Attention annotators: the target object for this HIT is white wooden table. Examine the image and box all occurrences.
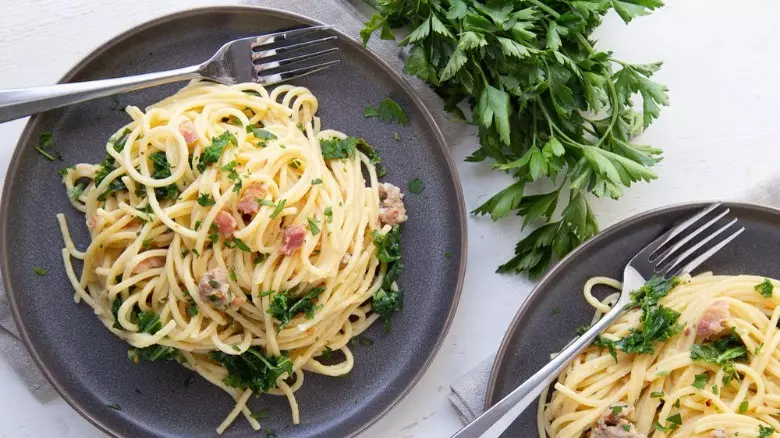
[1,1,779,437]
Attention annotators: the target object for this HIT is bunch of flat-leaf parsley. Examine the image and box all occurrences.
[362,0,668,277]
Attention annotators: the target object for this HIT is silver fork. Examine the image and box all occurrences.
[0,26,339,124]
[452,202,744,438]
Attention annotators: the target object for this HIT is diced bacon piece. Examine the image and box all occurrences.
[179,120,198,144]
[280,224,306,255]
[197,267,235,310]
[237,183,268,216]
[132,256,165,274]
[593,403,645,438]
[378,182,408,225]
[215,211,236,237]
[696,300,730,339]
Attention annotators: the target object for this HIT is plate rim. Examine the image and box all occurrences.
[0,5,468,438]
[484,200,779,409]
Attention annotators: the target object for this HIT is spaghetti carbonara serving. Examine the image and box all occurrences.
[540,274,779,438]
[57,81,407,433]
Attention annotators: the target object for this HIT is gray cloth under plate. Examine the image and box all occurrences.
[0,0,466,405]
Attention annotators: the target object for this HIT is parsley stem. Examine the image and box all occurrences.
[526,0,560,18]
[594,77,620,147]
[536,99,584,148]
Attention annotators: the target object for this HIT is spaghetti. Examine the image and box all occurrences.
[540,274,780,437]
[57,81,407,433]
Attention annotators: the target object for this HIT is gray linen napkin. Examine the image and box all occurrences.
[448,176,780,424]
[0,0,466,404]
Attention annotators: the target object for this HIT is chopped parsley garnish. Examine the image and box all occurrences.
[149,151,179,200]
[193,220,202,231]
[68,183,86,200]
[712,385,718,395]
[408,178,424,194]
[590,277,681,361]
[246,125,277,146]
[756,343,764,354]
[197,193,216,206]
[232,238,251,252]
[393,131,401,142]
[444,251,453,259]
[127,309,177,363]
[191,248,200,258]
[759,425,775,438]
[551,307,560,316]
[94,129,131,200]
[289,158,302,169]
[650,391,664,398]
[269,199,286,219]
[739,400,749,413]
[692,373,707,390]
[673,398,680,408]
[221,160,243,192]
[308,217,320,236]
[324,207,333,223]
[611,405,622,416]
[254,253,266,265]
[267,286,325,329]
[197,131,236,172]
[364,97,409,125]
[356,335,374,346]
[623,425,631,432]
[187,301,198,317]
[690,327,746,386]
[319,136,380,163]
[265,428,277,438]
[34,131,63,161]
[372,225,401,263]
[208,223,218,244]
[142,239,152,250]
[209,348,292,393]
[106,403,121,411]
[755,278,774,298]
[229,270,238,282]
[58,165,75,177]
[250,408,269,422]
[371,227,403,332]
[33,267,47,276]
[311,178,322,185]
[320,346,333,360]
[654,413,682,432]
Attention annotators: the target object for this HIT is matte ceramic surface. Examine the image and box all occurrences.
[485,202,780,436]
[0,6,466,438]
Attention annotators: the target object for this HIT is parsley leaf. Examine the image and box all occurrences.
[364,97,409,125]
[361,0,668,277]
[692,373,707,390]
[267,287,325,329]
[371,225,404,331]
[372,225,401,263]
[690,327,747,386]
[127,309,177,363]
[408,178,424,194]
[197,193,215,206]
[232,238,251,252]
[308,217,320,236]
[759,425,775,438]
[34,131,63,161]
[755,278,774,298]
[739,400,749,413]
[149,151,179,200]
[311,178,322,185]
[269,199,286,219]
[94,129,131,201]
[589,276,681,359]
[209,348,292,393]
[33,267,47,276]
[197,131,236,172]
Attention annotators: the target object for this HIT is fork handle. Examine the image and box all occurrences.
[451,304,625,438]
[0,65,201,124]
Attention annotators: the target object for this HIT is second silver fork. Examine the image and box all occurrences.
[0,26,339,124]
[452,202,744,438]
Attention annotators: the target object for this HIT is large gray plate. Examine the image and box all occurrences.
[486,202,780,436]
[0,6,466,438]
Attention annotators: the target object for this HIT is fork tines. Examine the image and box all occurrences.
[648,203,745,278]
[250,26,340,85]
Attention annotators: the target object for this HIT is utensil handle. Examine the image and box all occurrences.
[0,65,202,123]
[451,304,625,438]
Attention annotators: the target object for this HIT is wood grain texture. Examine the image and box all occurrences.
[2,1,780,437]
